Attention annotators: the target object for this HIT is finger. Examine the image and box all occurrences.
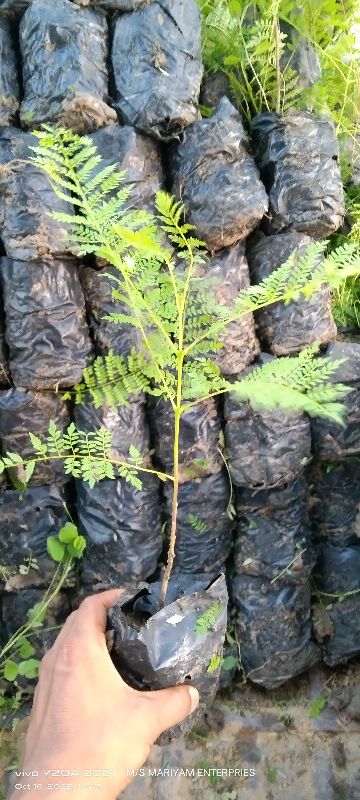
[141,684,199,741]
[73,588,127,640]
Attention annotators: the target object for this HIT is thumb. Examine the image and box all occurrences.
[143,684,200,741]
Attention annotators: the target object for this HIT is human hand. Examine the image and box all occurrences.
[9,588,199,800]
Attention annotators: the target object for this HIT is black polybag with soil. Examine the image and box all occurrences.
[310,342,360,461]
[163,471,233,574]
[246,231,337,355]
[251,111,345,238]
[224,378,312,489]
[234,477,315,585]
[170,97,268,251]
[0,18,20,126]
[0,128,73,261]
[309,459,360,547]
[111,0,203,141]
[231,573,319,688]
[313,594,360,667]
[88,123,163,217]
[195,242,259,377]
[0,388,70,486]
[79,265,142,356]
[77,474,162,589]
[0,258,92,389]
[148,396,222,482]
[73,393,151,465]
[19,0,116,132]
[106,574,228,744]
[0,486,69,590]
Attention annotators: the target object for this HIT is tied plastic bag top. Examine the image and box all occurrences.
[77,473,162,589]
[310,341,360,461]
[0,258,92,390]
[195,242,259,377]
[251,111,345,238]
[224,361,312,489]
[170,97,268,251]
[0,18,20,125]
[246,231,337,355]
[309,460,360,547]
[0,128,73,261]
[163,471,234,574]
[0,388,70,486]
[79,266,143,356]
[19,0,116,132]
[231,574,319,688]
[74,392,151,466]
[0,486,69,590]
[88,124,163,220]
[111,0,203,141]
[148,396,222,482]
[235,478,315,586]
[106,574,228,744]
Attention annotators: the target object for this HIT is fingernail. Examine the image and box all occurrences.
[188,685,199,714]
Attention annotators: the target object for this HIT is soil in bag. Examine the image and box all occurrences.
[251,110,345,238]
[77,473,162,589]
[235,477,315,586]
[163,471,233,574]
[309,459,360,547]
[0,258,92,390]
[0,128,73,261]
[170,96,268,252]
[231,573,319,688]
[246,231,336,355]
[73,392,151,466]
[0,389,70,486]
[88,123,163,218]
[224,369,312,489]
[111,0,203,141]
[19,0,116,132]
[310,342,360,461]
[194,242,259,377]
[0,18,20,125]
[148,396,222,482]
[79,265,142,356]
[0,485,69,590]
[106,573,228,744]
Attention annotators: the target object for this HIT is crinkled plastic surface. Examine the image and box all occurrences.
[89,123,163,217]
[74,0,149,7]
[0,128,73,260]
[19,0,116,132]
[0,18,19,125]
[235,478,315,585]
[1,590,71,660]
[310,460,360,547]
[133,571,219,616]
[79,265,142,356]
[171,97,268,251]
[0,258,92,389]
[111,0,203,140]
[195,242,259,376]
[315,543,360,596]
[314,595,360,667]
[251,111,345,238]
[74,393,151,465]
[107,574,228,743]
[0,0,29,17]
[310,342,360,460]
[0,486,69,589]
[148,396,222,482]
[163,471,233,573]
[231,574,319,688]
[246,231,336,355]
[0,388,70,485]
[77,474,162,589]
[224,378,312,488]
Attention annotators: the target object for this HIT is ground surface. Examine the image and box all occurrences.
[2,663,360,800]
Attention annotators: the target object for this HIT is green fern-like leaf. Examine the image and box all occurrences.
[194,601,224,635]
